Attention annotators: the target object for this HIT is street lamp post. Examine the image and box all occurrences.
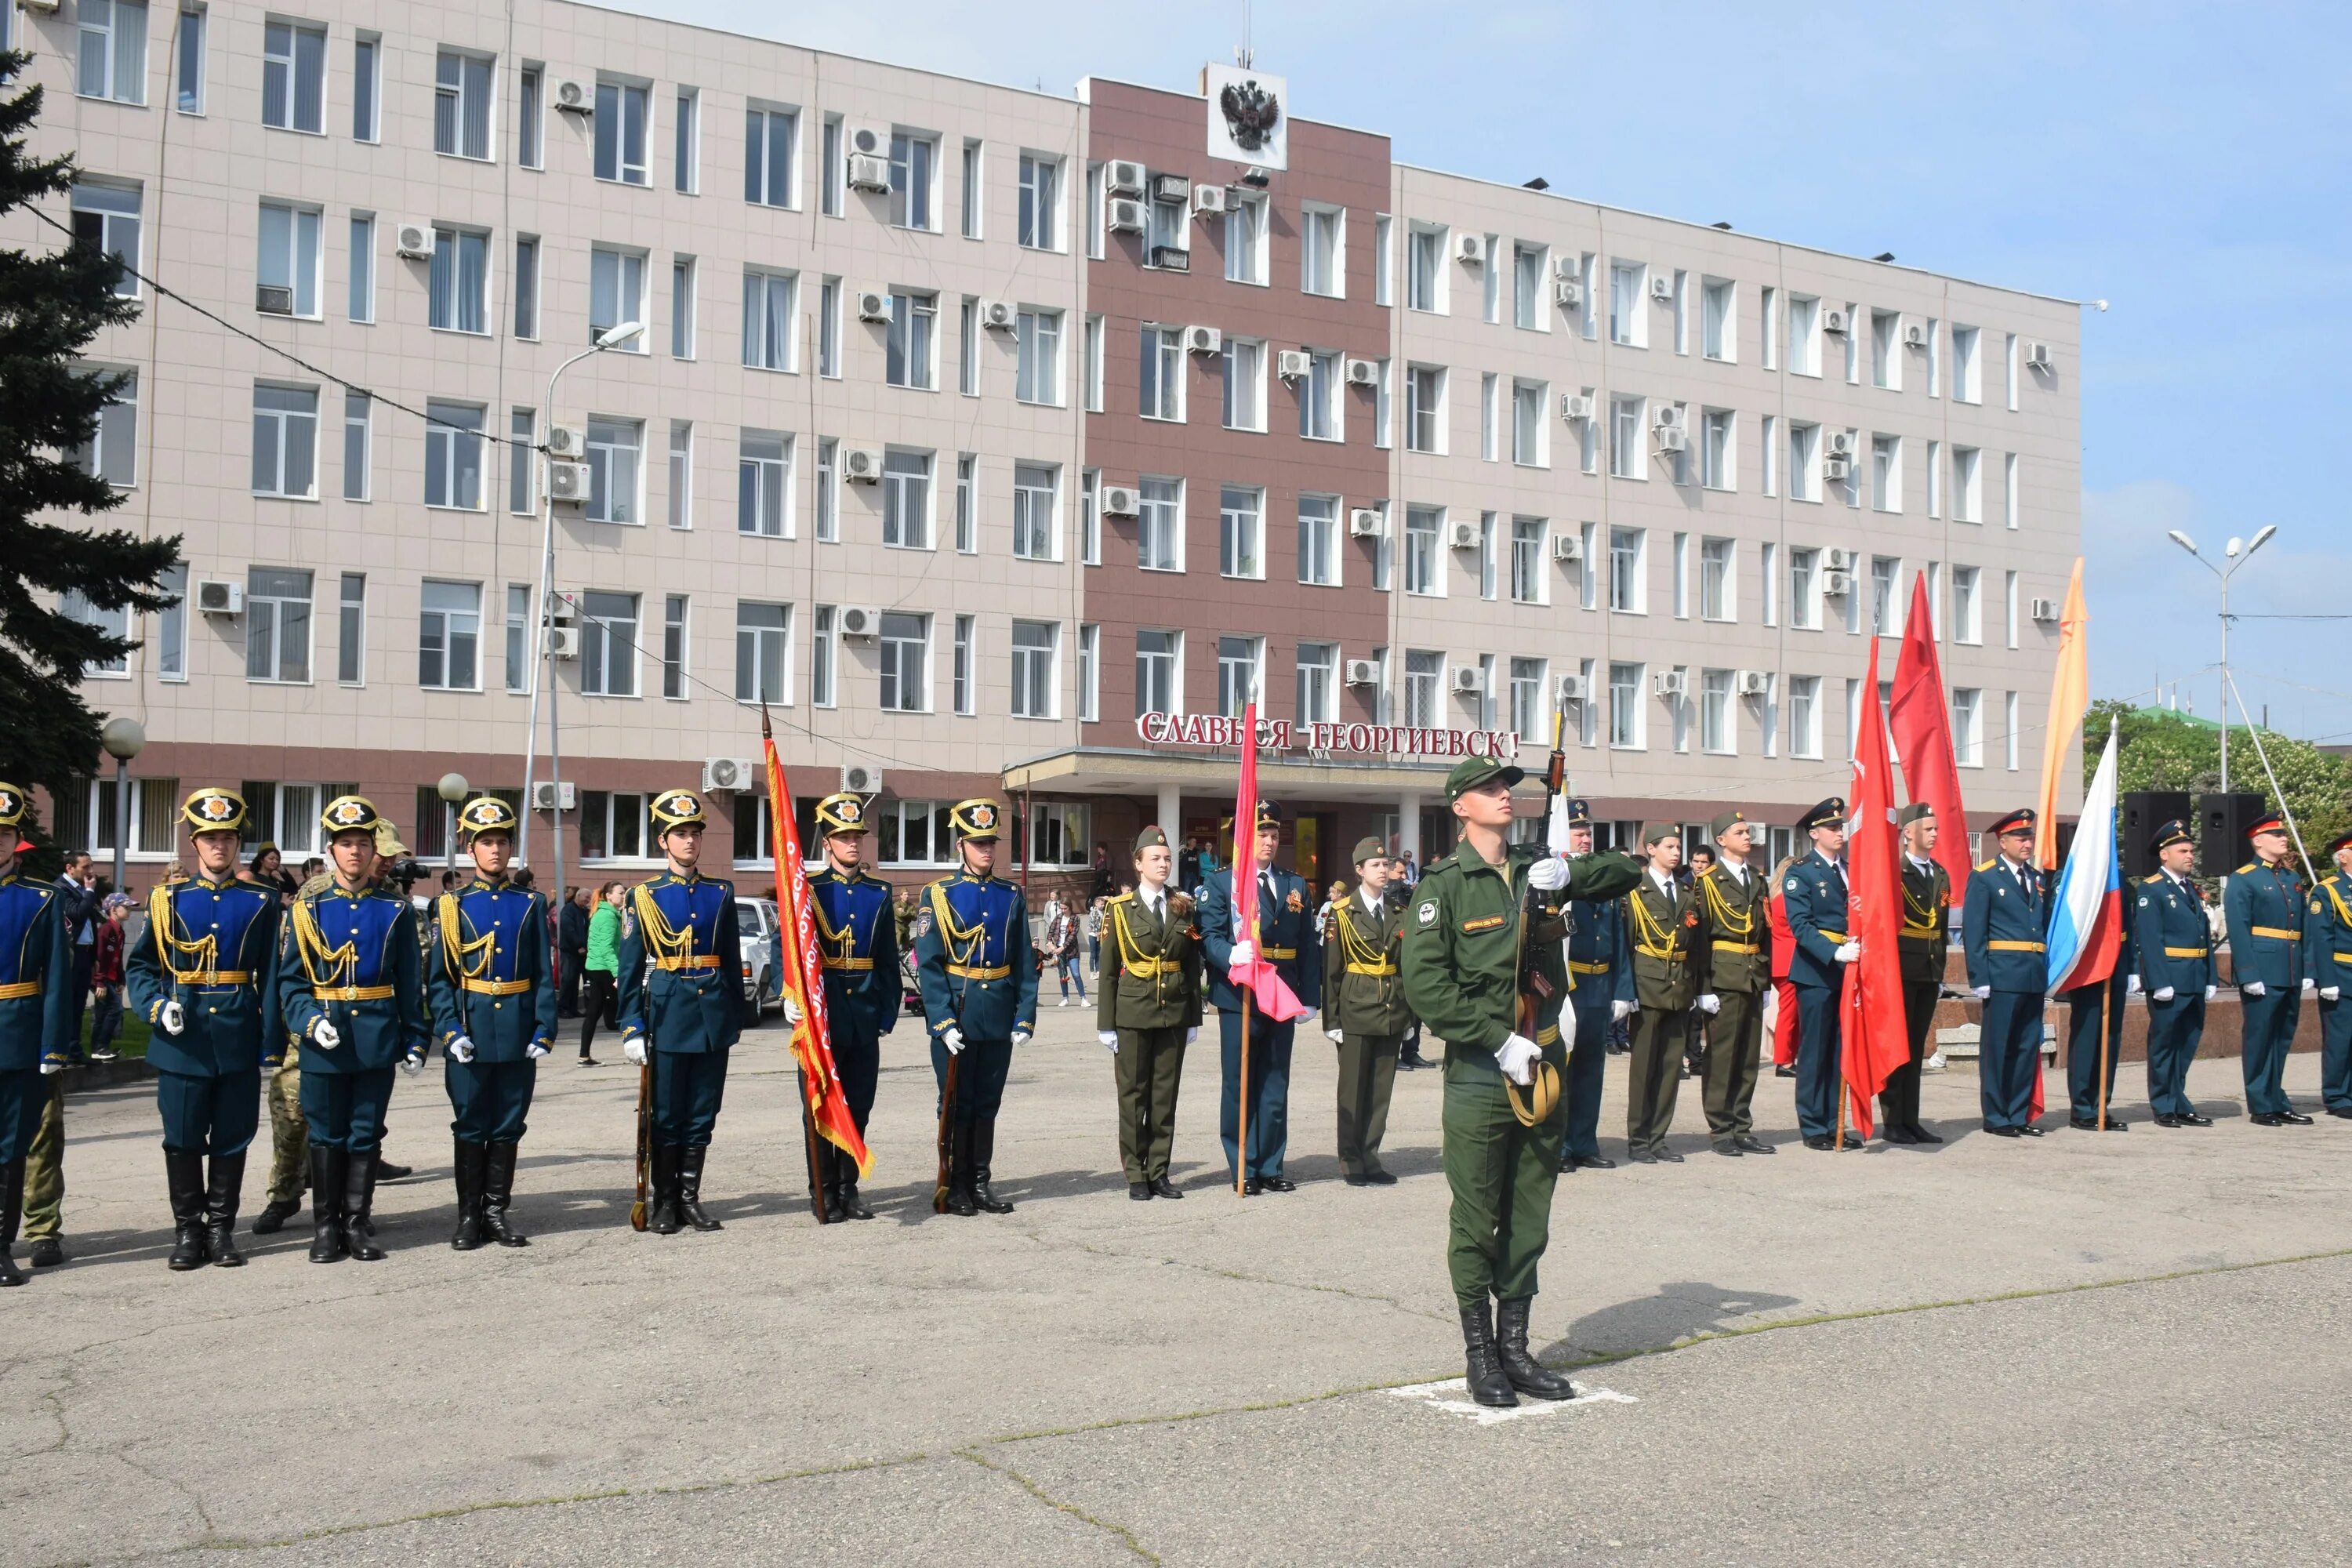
[99,717,145,894]
[437,772,470,877]
[2165,524,2275,792]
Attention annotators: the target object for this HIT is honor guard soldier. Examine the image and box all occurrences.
[1559,801,1634,1171]
[426,797,557,1250]
[1962,808,2049,1138]
[1886,803,1951,1144]
[1321,837,1411,1185]
[1783,798,1864,1150]
[914,798,1039,1216]
[801,793,897,1221]
[2226,811,2312,1126]
[1693,811,1773,1156]
[1199,800,1321,1193]
[2133,818,2216,1127]
[617,789,750,1234]
[0,783,72,1287]
[1402,757,1641,1408]
[1097,826,1202,1200]
[127,788,285,1270]
[2304,828,2352,1118]
[278,797,430,1261]
[1624,824,1699,1163]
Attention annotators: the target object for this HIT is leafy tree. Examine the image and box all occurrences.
[2088,698,2352,866]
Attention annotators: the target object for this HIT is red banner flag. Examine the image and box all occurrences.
[1887,571,1972,898]
[764,729,871,1176]
[1228,702,1307,1022]
[1842,641,1912,1140]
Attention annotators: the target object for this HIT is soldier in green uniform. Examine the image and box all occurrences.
[1692,810,1772,1156]
[1095,826,1202,1200]
[1401,756,1641,1408]
[1322,837,1413,1185]
[250,1048,307,1234]
[1887,802,1951,1143]
[1624,824,1699,1163]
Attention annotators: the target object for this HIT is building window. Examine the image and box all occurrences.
[585,418,641,524]
[881,448,933,548]
[1951,445,1982,523]
[958,138,982,239]
[1403,651,1443,728]
[74,367,138,488]
[1227,193,1268,285]
[1015,308,1062,405]
[1218,485,1263,579]
[344,213,375,322]
[889,132,936,230]
[819,114,843,216]
[744,105,796,208]
[1866,433,1900,513]
[953,452,977,554]
[1927,439,1942,517]
[1016,153,1059,249]
[416,579,481,691]
[1700,277,1734,361]
[1147,187,1188,260]
[78,0,149,105]
[1511,242,1548,331]
[59,589,125,679]
[1609,262,1643,346]
[2005,452,2020,531]
[172,3,207,113]
[245,568,313,683]
[1298,350,1340,441]
[1951,325,1981,403]
[1871,310,1901,390]
[1699,669,1734,754]
[734,601,791,703]
[1952,687,1984,767]
[1138,477,1183,572]
[1403,506,1442,597]
[579,590,639,696]
[1077,622,1099,720]
[1012,463,1058,561]
[737,431,791,537]
[340,390,369,501]
[659,593,688,699]
[1296,494,1340,587]
[251,384,318,498]
[1221,338,1265,431]
[1405,365,1444,453]
[1406,223,1446,313]
[1504,658,1544,740]
[809,604,835,706]
[250,201,336,325]
[1789,546,1820,630]
[1784,675,1820,758]
[1294,641,1337,724]
[432,50,492,161]
[327,572,361,684]
[71,182,142,299]
[2005,691,2020,769]
[428,227,489,334]
[504,584,530,691]
[1140,325,1183,421]
[156,561,187,681]
[579,792,655,862]
[1218,637,1263,717]
[587,245,648,348]
[1700,408,1733,491]
[1136,630,1180,715]
[506,408,535,514]
[885,289,935,388]
[666,420,691,529]
[669,86,698,192]
[1511,379,1546,467]
[593,79,649,185]
[1010,620,1058,717]
[743,269,798,372]
[1608,526,1646,613]
[1786,293,1820,375]
[669,256,696,358]
[1952,565,1982,644]
[1607,396,1642,479]
[1697,536,1733,622]
[880,612,929,712]
[509,234,535,337]
[516,64,543,167]
[808,439,837,543]
[1870,555,1902,636]
[1478,515,1499,601]
[1788,421,1819,503]
[1925,317,1941,396]
[813,276,840,376]
[1301,202,1343,297]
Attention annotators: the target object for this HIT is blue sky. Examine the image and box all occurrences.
[627,0,2352,741]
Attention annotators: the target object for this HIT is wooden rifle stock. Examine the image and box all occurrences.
[933,1051,960,1213]
[630,1054,652,1231]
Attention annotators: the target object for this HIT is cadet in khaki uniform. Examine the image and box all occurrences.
[1401,756,1640,1409]
[1322,837,1413,1185]
[1095,826,1201,1200]
[1624,824,1700,1162]
[1692,811,1772,1155]
[251,1046,307,1234]
[1886,802,1951,1144]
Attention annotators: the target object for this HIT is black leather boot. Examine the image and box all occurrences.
[837,1143,873,1221]
[946,1123,978,1217]
[815,1144,845,1224]
[648,1146,681,1235]
[1495,1298,1579,1400]
[676,1147,724,1231]
[1460,1302,1518,1408]
[449,1139,487,1251]
[971,1118,1014,1214]
[307,1148,344,1264]
[251,1192,300,1234]
[1,1159,28,1287]
[205,1151,247,1267]
[166,1150,210,1271]
[482,1142,528,1247]
[343,1148,386,1261]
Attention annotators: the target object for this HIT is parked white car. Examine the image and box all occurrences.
[736,896,782,1013]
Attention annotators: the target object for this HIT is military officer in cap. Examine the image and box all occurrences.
[1624,823,1699,1163]
[426,797,558,1250]
[1962,808,2049,1137]
[1783,797,1864,1149]
[2226,809,2312,1125]
[1559,800,1633,1171]
[800,792,897,1221]
[1199,800,1321,1192]
[1402,756,1640,1407]
[2303,827,2352,1118]
[2133,818,2216,1127]
[1097,825,1202,1200]
[1321,837,1411,1185]
[0,783,72,1287]
[278,796,430,1261]
[1693,810,1773,1155]
[1886,802,1951,1144]
[126,788,285,1269]
[914,798,1039,1216]
[617,789,750,1233]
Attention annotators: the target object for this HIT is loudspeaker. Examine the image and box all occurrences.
[2194,792,2267,878]
[2121,790,2192,879]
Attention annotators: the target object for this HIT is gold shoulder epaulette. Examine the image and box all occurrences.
[1976,861,1996,874]
[2142,873,2165,885]
[2237,863,2256,876]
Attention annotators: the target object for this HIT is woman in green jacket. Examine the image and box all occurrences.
[579,882,625,1065]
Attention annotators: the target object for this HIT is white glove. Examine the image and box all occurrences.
[1526,855,1569,892]
[1494,1032,1542,1085]
[1834,941,1861,963]
[1610,1000,1634,1022]
[1229,938,1258,967]
[1011,1029,1032,1047]
[310,1018,341,1051]
[159,1000,187,1036]
[942,1026,966,1056]
[2126,974,2142,996]
[2154,985,2176,1002]
[448,1035,477,1065]
[622,1036,648,1065]
[1327,1027,1345,1044]
[2301,978,2316,994]
[1185,1026,1199,1045]
[400,1051,424,1076]
[39,1058,65,1076]
[782,994,804,1025]
[2323,986,2341,1002]
[2204,984,2218,1002]
[2242,980,2266,997]
[526,1042,550,1059]
[1698,994,1721,1016]
[1098,1030,1119,1052]
[1973,985,1991,1000]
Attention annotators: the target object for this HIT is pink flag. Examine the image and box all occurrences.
[1229,702,1308,1023]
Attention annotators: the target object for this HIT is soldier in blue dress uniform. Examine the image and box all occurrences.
[2304,827,2352,1119]
[1962,807,2049,1138]
[617,789,750,1235]
[1559,800,1635,1171]
[2224,809,2313,1126]
[1197,800,1322,1192]
[0,782,72,1287]
[913,798,1038,1218]
[126,787,285,1270]
[2132,818,2216,1127]
[797,792,898,1221]
[1782,797,1864,1150]
[426,797,558,1250]
[278,796,430,1262]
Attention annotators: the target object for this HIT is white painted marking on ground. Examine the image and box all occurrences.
[1387,1377,1639,1426]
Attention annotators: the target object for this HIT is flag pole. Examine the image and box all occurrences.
[1237,983,1251,1198]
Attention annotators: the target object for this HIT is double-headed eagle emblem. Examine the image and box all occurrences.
[1219,78,1280,153]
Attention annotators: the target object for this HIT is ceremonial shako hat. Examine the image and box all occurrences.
[1254,799,1285,826]
[0,782,27,829]
[321,795,383,837]
[1352,836,1388,866]
[1642,822,1679,847]
[1565,797,1595,826]
[1133,825,1170,854]
[182,786,248,833]
[815,793,869,836]
[650,789,707,832]
[458,796,518,837]
[1443,755,1526,801]
[2150,818,2194,855]
[948,798,1002,843]
[2245,809,2287,839]
[1711,809,1751,837]
[1896,801,1934,827]
[1989,807,2037,838]
[1796,797,1846,832]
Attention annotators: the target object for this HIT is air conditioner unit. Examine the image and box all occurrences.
[1555,673,1589,702]
[1652,669,1688,698]
[1343,659,1380,687]
[1553,277,1584,309]
[547,461,590,503]
[1276,350,1312,381]
[1559,392,1595,422]
[702,757,760,793]
[1821,568,1856,597]
[847,154,890,192]
[2030,597,2060,622]
[1107,198,1147,234]
[1455,232,1486,265]
[1649,274,1674,301]
[1654,426,1689,453]
[1344,358,1380,386]
[1550,534,1583,562]
[1183,324,1222,354]
[1824,547,1858,572]
[838,605,882,640]
[1823,453,1853,481]
[256,284,294,315]
[841,447,883,483]
[543,623,579,659]
[1101,485,1141,517]
[2024,340,2053,371]
[1192,183,1230,213]
[848,125,887,158]
[552,78,591,114]
[1903,321,1927,348]
[1347,508,1385,539]
[841,763,884,795]
[394,223,434,260]
[1448,519,1481,550]
[1451,668,1483,694]
[194,579,243,615]
[855,289,891,322]
[980,299,1018,331]
[539,426,581,462]
[1824,430,1856,459]
[530,781,576,811]
[1149,245,1190,272]
[1106,159,1146,196]
[1822,306,1850,335]
[1653,403,1686,430]
[1150,172,1189,203]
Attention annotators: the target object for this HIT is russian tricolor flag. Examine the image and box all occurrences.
[2045,719,2123,995]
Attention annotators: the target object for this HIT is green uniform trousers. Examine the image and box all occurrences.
[1626,1005,1688,1150]
[1442,1040,1567,1310]
[1335,1032,1400,1178]
[1700,990,1764,1141]
[265,1054,308,1203]
[23,1076,66,1240]
[1112,1026,1186,1183]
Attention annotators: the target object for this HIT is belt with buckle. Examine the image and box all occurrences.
[2164,946,2209,960]
[821,956,874,971]
[654,955,722,971]
[463,978,534,996]
[313,985,394,1001]
[1568,960,1612,975]
[1987,940,2046,953]
[2249,925,2299,942]
[0,980,41,1000]
[1345,961,1397,976]
[948,963,1010,982]
[1711,942,1760,955]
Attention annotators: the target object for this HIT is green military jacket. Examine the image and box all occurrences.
[1693,860,1770,994]
[1897,856,1952,985]
[1322,891,1413,1037]
[1402,839,1641,1065]
[1095,887,1203,1033]
[1626,872,1700,1011]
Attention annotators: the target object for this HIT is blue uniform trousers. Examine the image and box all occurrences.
[931,1034,1011,1125]
[2320,992,2351,1112]
[2063,978,2127,1121]
[823,1007,882,1131]
[1979,990,2044,1130]
[2239,989,2299,1116]
[2144,994,2204,1117]
[1791,981,1842,1138]
[301,1067,396,1152]
[0,1068,45,1163]
[1218,1006,1294,1179]
[447,1058,537,1143]
[1560,991,1613,1161]
[157,1069,260,1156]
[652,1048,728,1148]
